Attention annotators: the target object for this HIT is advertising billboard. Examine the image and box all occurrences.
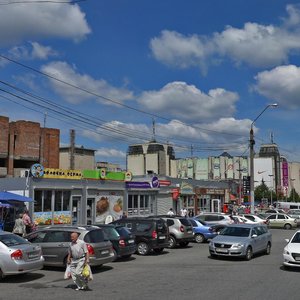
[254,157,274,188]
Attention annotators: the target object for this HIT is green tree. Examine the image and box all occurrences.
[288,188,300,202]
[254,180,277,203]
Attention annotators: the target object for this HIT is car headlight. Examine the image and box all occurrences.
[231,243,243,249]
[283,248,290,255]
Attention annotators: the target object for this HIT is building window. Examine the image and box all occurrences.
[128,194,155,216]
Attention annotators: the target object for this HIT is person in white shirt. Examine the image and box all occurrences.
[167,208,175,216]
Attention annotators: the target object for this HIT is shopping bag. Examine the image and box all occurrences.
[82,264,93,281]
[64,264,71,280]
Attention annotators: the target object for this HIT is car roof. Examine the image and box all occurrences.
[40,225,101,231]
[226,223,266,228]
[0,231,14,235]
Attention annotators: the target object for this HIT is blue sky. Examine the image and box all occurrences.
[1,0,300,168]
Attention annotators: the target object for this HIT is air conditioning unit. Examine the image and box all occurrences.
[20,169,30,178]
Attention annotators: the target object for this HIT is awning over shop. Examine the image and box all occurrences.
[0,191,33,202]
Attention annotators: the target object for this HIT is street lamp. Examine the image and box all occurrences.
[268,174,274,207]
[250,104,278,214]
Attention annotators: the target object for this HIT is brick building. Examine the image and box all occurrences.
[0,116,60,177]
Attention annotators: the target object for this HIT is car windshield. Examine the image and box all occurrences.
[102,227,120,240]
[220,227,250,237]
[291,232,300,243]
[0,234,30,247]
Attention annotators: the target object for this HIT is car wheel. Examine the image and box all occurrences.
[137,242,150,255]
[153,248,164,254]
[179,241,189,247]
[245,247,253,261]
[112,248,118,262]
[195,234,205,243]
[284,223,292,230]
[265,242,271,255]
[168,236,177,249]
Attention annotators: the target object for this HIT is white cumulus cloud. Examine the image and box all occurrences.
[254,65,300,109]
[138,81,238,122]
[150,4,300,70]
[0,2,91,46]
[41,61,134,104]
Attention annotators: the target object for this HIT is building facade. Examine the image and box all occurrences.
[0,116,59,178]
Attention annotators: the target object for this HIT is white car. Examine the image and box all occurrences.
[230,215,256,224]
[283,230,300,269]
[241,214,270,225]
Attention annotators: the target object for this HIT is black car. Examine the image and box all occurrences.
[93,224,136,261]
[112,217,169,255]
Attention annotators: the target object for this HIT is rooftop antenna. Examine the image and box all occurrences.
[270,132,274,144]
[151,118,156,142]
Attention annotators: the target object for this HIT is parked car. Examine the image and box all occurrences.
[155,215,194,248]
[209,224,272,260]
[93,224,136,261]
[283,230,300,269]
[264,209,286,214]
[188,218,217,243]
[112,217,169,255]
[287,209,300,225]
[25,225,114,267]
[241,214,270,225]
[194,213,233,226]
[266,214,297,229]
[0,231,44,279]
[229,215,255,224]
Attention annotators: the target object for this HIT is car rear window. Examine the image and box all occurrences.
[179,218,191,226]
[115,226,132,238]
[84,229,105,243]
[0,234,30,246]
[102,227,120,240]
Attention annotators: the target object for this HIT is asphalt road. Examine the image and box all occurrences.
[1,228,299,300]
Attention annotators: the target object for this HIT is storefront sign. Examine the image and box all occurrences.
[159,180,171,186]
[206,189,224,195]
[43,168,82,179]
[126,182,153,189]
[151,176,159,188]
[180,182,194,195]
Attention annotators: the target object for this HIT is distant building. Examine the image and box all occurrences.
[59,146,95,170]
[0,116,59,178]
[127,141,176,176]
[96,161,122,172]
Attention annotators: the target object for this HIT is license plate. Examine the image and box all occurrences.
[159,236,166,239]
[128,239,134,244]
[28,253,39,259]
[216,248,228,253]
[101,250,109,255]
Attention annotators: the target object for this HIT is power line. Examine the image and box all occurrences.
[0,54,247,139]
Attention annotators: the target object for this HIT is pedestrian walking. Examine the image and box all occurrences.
[12,214,26,237]
[67,232,90,291]
[22,210,32,234]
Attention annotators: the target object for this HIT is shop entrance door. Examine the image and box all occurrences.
[72,196,81,225]
[211,199,221,213]
[87,198,95,225]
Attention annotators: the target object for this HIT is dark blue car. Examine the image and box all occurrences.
[188,218,218,243]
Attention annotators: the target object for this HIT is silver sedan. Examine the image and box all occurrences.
[0,231,44,279]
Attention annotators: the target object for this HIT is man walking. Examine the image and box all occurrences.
[67,232,89,291]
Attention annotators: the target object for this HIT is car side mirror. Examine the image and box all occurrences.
[285,239,289,243]
[251,234,258,238]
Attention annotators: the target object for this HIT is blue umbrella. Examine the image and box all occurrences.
[0,191,33,202]
[0,202,12,208]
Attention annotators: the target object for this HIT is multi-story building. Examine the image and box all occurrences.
[127,141,176,176]
[59,146,95,170]
[0,116,59,177]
